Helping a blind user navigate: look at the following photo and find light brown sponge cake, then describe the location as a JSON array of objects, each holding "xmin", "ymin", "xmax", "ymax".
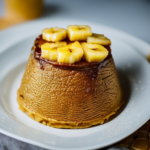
[{"xmin": 17, "ymin": 26, "xmax": 122, "ymax": 128}]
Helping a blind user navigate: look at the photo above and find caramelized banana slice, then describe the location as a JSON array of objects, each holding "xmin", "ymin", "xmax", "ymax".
[
  {"xmin": 41, "ymin": 42, "xmax": 67, "ymax": 60},
  {"xmin": 68, "ymin": 25, "xmax": 92, "ymax": 41},
  {"xmin": 81, "ymin": 42, "xmax": 108, "ymax": 62},
  {"xmin": 57, "ymin": 41, "xmax": 83, "ymax": 64},
  {"xmin": 87, "ymin": 33, "xmax": 111, "ymax": 45},
  {"xmin": 42, "ymin": 27, "xmax": 67, "ymax": 42}
]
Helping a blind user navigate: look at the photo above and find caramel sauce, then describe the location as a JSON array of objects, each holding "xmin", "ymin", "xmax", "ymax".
[
  {"xmin": 34, "ymin": 35, "xmax": 111, "ymax": 67},
  {"xmin": 33, "ymin": 34, "xmax": 112, "ymax": 93}
]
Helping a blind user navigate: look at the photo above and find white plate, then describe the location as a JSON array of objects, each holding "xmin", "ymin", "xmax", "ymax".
[{"xmin": 0, "ymin": 19, "xmax": 150, "ymax": 150}]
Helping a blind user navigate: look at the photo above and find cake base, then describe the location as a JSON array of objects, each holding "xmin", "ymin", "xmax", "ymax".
[{"xmin": 17, "ymin": 92, "xmax": 122, "ymax": 129}]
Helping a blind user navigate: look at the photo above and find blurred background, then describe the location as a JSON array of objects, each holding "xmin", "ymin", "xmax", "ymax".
[
  {"xmin": 0, "ymin": 0, "xmax": 150, "ymax": 150},
  {"xmin": 0, "ymin": 0, "xmax": 150, "ymax": 43}
]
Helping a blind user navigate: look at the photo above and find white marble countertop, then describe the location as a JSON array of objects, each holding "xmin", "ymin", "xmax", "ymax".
[{"xmin": 0, "ymin": 0, "xmax": 150, "ymax": 149}]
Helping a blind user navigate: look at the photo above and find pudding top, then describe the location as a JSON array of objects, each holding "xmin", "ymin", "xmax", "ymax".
[
  {"xmin": 33, "ymin": 25, "xmax": 112, "ymax": 67},
  {"xmin": 33, "ymin": 34, "xmax": 111, "ymax": 67}
]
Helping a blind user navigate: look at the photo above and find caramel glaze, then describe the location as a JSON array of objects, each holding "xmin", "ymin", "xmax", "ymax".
[
  {"xmin": 33, "ymin": 35, "xmax": 112, "ymax": 94},
  {"xmin": 34, "ymin": 35, "xmax": 111, "ymax": 67}
]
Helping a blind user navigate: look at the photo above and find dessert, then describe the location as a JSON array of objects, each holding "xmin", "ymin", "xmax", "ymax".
[{"xmin": 17, "ymin": 25, "xmax": 122, "ymax": 129}]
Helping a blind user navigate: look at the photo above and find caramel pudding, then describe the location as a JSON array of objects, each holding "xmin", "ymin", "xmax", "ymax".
[{"xmin": 17, "ymin": 25, "xmax": 122, "ymax": 128}]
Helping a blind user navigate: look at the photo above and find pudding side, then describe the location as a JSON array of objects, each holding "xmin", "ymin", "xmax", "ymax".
[{"xmin": 17, "ymin": 26, "xmax": 122, "ymax": 128}]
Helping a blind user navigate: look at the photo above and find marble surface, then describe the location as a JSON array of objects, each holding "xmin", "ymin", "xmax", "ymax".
[
  {"xmin": 0, "ymin": 133, "xmax": 47, "ymax": 150},
  {"xmin": 0, "ymin": 0, "xmax": 150, "ymax": 149}
]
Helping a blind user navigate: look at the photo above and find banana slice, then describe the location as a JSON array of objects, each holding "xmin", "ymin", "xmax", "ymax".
[
  {"xmin": 68, "ymin": 25, "xmax": 92, "ymax": 41},
  {"xmin": 41, "ymin": 42, "xmax": 67, "ymax": 61},
  {"xmin": 87, "ymin": 33, "xmax": 111, "ymax": 45},
  {"xmin": 57, "ymin": 41, "xmax": 83, "ymax": 64},
  {"xmin": 42, "ymin": 27, "xmax": 67, "ymax": 42},
  {"xmin": 81, "ymin": 43, "xmax": 108, "ymax": 62}
]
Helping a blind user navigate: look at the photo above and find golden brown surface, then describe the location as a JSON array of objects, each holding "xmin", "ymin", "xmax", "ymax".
[{"xmin": 17, "ymin": 53, "xmax": 122, "ymax": 128}]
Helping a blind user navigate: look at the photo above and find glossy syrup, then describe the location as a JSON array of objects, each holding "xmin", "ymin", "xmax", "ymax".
[{"xmin": 34, "ymin": 35, "xmax": 111, "ymax": 67}]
